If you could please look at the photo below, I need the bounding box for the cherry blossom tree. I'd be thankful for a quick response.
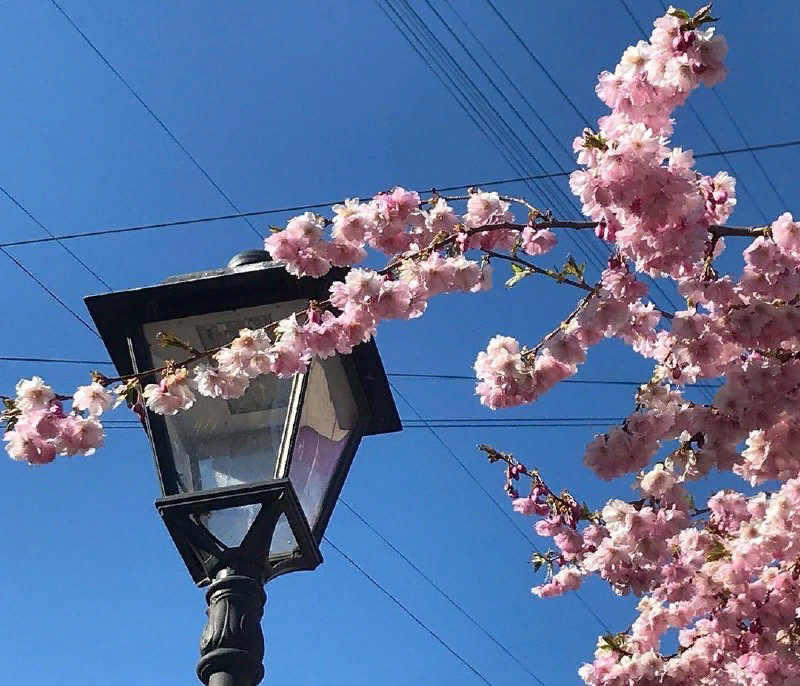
[5,4,800,684]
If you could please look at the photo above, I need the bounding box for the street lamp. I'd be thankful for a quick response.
[85,250,401,686]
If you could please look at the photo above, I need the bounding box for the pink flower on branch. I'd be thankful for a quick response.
[142,369,195,415]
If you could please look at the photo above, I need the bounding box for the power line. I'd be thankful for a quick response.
[388,381,611,633]
[0,248,100,338]
[389,381,536,544]
[426,0,610,270]
[47,0,263,240]
[339,498,548,685]
[0,185,111,290]
[378,0,609,271]
[441,0,575,169]
[483,0,592,129]
[0,356,724,391]
[435,0,608,272]
[695,140,800,158]
[710,92,789,209]
[481,0,689,330]
[403,422,615,429]
[391,371,722,388]
[0,139,794,250]
[323,536,497,686]
[421,0,589,221]
[407,417,618,423]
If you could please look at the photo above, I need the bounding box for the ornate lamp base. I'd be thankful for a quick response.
[197,568,267,686]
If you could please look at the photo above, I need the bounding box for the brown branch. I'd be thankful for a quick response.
[481,248,596,293]
[482,248,675,320]
[709,224,769,238]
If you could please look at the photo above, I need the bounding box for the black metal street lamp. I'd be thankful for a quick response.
[85,251,401,686]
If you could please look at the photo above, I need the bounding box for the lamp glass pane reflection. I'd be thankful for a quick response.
[289,356,357,529]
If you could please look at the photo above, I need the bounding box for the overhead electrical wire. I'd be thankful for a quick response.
[388,381,612,633]
[323,536,498,686]
[99,417,628,428]
[440,0,575,168]
[0,185,111,290]
[421,0,592,220]
[0,140,794,251]
[419,0,609,270]
[412,0,608,269]
[376,0,554,213]
[390,372,722,388]
[338,498,548,685]
[0,247,100,338]
[391,0,575,221]
[47,0,263,241]
[376,0,609,272]
[710,93,789,209]
[0,355,724,388]
[483,0,592,129]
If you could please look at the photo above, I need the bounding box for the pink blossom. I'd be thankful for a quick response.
[193,364,250,399]
[264,212,331,277]
[474,335,536,409]
[142,369,195,415]
[331,198,373,245]
[55,415,105,456]
[520,227,557,256]
[334,306,377,354]
[771,212,800,256]
[532,567,582,598]
[72,382,113,416]
[15,376,55,412]
[4,428,56,465]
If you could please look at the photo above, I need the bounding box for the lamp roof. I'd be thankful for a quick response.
[84,259,401,437]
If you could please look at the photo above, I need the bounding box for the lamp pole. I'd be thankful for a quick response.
[197,564,267,686]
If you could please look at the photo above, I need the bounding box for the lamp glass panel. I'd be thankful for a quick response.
[141,301,307,496]
[269,512,297,559]
[202,504,261,549]
[288,356,358,530]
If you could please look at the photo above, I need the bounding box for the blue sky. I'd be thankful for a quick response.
[0,1,798,684]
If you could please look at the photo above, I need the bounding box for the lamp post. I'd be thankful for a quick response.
[85,251,401,686]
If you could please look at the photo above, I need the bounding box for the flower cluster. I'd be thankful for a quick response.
[504,448,800,686]
[571,7,730,278]
[3,377,108,464]
[474,264,658,409]
[265,189,522,279]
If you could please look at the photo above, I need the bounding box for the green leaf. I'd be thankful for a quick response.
[562,255,586,281]
[505,263,533,289]
[155,331,201,356]
[668,8,691,21]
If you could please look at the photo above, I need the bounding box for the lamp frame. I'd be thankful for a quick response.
[156,479,322,585]
[85,258,401,585]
